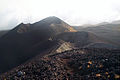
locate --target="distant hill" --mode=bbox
[111,20,120,24]
[74,21,120,46]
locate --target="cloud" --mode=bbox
[0,0,120,29]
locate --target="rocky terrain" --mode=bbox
[0,48,120,80]
[0,17,120,80]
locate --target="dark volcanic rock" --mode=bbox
[0,48,120,80]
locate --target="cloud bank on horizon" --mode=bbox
[0,0,120,29]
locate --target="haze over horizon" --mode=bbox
[0,0,120,30]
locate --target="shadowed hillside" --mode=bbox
[0,16,76,73]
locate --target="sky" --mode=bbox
[0,0,120,30]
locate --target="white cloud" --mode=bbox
[0,0,120,29]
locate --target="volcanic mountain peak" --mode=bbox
[14,16,76,35]
[41,16,62,24]
[33,16,63,26]
[33,16,76,33]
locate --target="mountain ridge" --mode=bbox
[0,16,77,73]
[0,16,119,76]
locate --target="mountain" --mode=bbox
[74,21,120,46]
[0,16,119,77]
[0,16,76,73]
[0,48,119,80]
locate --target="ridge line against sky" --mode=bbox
[0,0,120,30]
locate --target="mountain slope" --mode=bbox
[56,31,119,49]
[0,16,76,73]
[0,30,9,37]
